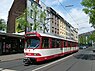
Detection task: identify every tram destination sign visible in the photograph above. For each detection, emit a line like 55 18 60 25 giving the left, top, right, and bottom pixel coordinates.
26 34 36 36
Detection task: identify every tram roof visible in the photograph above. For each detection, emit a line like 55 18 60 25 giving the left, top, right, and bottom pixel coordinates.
39 32 77 42
26 31 77 43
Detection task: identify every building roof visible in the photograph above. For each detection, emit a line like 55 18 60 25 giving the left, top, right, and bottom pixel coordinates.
79 30 95 36
47 7 77 32
0 32 24 38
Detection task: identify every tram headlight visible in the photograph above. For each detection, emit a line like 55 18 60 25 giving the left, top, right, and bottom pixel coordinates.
34 53 37 56
34 53 41 56
24 53 41 56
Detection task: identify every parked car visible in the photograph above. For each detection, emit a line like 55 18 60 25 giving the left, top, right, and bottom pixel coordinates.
93 49 95 52
83 46 87 49
79 46 87 49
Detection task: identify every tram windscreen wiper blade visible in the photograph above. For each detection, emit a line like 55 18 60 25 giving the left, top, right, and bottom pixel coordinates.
33 44 39 50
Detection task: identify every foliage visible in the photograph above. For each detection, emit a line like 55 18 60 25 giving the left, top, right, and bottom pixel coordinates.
30 1 47 33
0 19 7 31
79 31 95 46
81 0 95 28
40 10 47 33
16 9 29 33
31 2 40 31
16 1 47 33
89 32 95 42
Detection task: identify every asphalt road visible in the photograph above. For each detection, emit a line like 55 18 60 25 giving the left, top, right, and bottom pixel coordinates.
0 47 95 71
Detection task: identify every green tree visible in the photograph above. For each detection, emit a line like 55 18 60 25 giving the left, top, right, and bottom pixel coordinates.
40 10 47 33
16 1 48 33
89 32 95 42
30 2 47 32
0 19 6 31
16 9 29 33
31 2 40 31
81 0 95 28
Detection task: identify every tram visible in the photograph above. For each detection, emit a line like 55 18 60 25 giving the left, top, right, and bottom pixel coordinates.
23 32 78 64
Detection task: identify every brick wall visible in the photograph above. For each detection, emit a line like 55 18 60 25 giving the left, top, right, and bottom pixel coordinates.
7 0 27 33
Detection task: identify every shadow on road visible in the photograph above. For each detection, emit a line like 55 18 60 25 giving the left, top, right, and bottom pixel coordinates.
74 54 95 60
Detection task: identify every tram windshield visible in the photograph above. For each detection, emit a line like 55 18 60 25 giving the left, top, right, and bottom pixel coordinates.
25 37 40 48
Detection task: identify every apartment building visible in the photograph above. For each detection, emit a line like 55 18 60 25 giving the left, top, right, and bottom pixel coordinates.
46 7 78 41
74 28 78 42
27 0 50 33
59 16 66 38
47 7 59 35
27 0 78 41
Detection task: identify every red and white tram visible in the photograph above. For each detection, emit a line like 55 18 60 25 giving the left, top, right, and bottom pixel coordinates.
23 32 78 64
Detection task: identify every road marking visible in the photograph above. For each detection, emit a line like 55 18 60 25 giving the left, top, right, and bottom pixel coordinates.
32 54 74 71
0 68 16 71
0 68 3 70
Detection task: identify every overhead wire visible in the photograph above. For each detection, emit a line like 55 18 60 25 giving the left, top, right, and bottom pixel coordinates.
57 0 79 27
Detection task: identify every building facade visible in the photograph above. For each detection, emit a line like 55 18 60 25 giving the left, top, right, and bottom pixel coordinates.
27 0 78 41
7 0 78 42
47 7 59 35
58 15 66 38
79 30 95 46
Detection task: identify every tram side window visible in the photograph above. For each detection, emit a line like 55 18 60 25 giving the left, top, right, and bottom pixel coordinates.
72 43 75 47
52 39 57 48
64 41 67 47
68 42 71 47
56 40 59 48
42 37 49 48
57 40 62 48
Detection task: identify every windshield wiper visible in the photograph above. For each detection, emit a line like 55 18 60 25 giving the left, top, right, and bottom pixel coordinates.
33 44 39 50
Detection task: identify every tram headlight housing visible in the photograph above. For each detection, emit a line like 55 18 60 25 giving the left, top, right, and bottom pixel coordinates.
34 53 37 56
34 53 41 56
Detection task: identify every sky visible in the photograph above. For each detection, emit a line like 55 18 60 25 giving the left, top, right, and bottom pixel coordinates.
0 0 94 34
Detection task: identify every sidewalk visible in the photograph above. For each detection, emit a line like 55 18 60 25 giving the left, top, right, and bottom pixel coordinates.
0 53 24 62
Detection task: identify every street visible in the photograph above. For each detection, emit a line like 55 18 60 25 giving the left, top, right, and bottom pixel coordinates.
0 47 95 71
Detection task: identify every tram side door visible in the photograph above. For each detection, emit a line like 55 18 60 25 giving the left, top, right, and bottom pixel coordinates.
60 40 63 53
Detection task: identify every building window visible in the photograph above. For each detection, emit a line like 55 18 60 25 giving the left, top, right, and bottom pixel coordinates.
40 27 42 30
52 27 54 29
52 21 53 23
55 23 56 25
31 0 34 6
55 31 56 33
55 28 56 30
57 32 59 34
52 30 54 33
30 10 33 18
57 24 59 26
